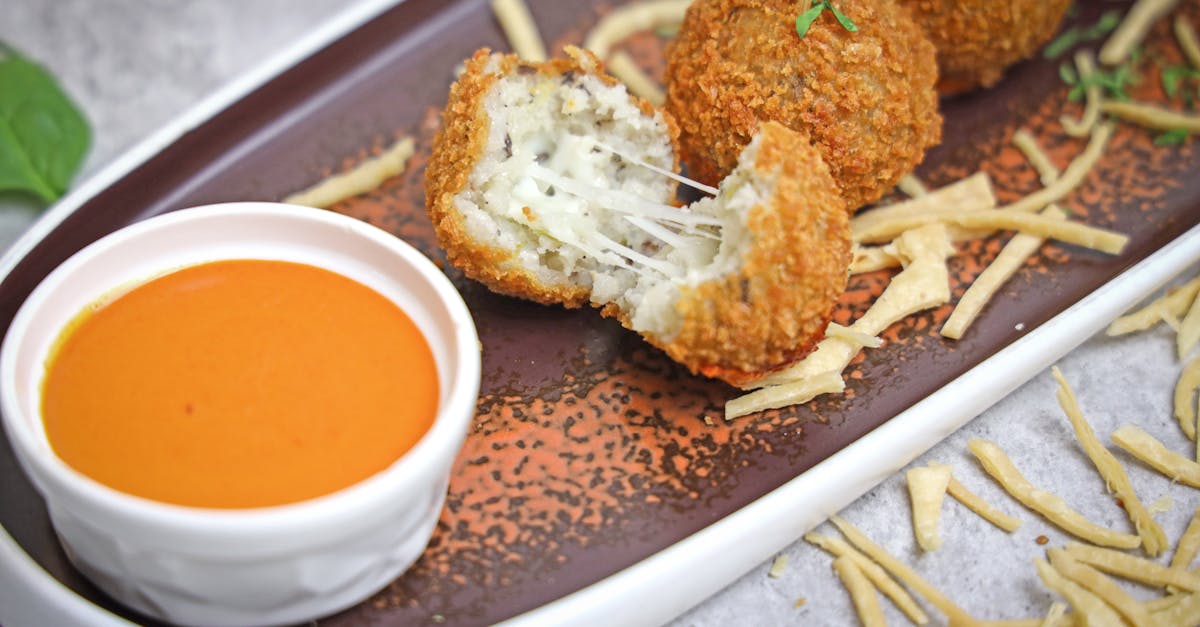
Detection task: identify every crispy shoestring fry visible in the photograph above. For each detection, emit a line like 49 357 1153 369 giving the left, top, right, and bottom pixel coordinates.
1000 122 1111 215
283 137 414 209
941 206 1068 338
1165 310 1184 332
850 172 996 240
1066 541 1200 590
830 516 975 625
824 323 882 348
1179 291 1200 359
805 533 930 625
755 225 952 388
854 208 1128 254
1047 547 1155 627
1039 602 1069 627
1101 100 1200 131
942 131 1074 338
1152 592 1200 624
767 554 788 578
583 0 692 59
969 612 1075 619
968 439 1141 549
1176 357 1200 441
1144 594 1187 612
490 0 547 61
1061 50 1103 138
1111 424 1200 487
1107 277 1200 336
946 476 1023 532
832 556 887 627
860 123 1116 251
850 244 902 274
1173 508 1200 572
1034 558 1126 627
907 463 953 551
898 173 929 197
1012 129 1062 186
724 371 843 419
1177 16 1200 69
1053 367 1168 555
1099 0 1182 66
606 50 665 105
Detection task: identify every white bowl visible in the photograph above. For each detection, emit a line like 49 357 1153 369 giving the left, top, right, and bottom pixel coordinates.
0 203 480 626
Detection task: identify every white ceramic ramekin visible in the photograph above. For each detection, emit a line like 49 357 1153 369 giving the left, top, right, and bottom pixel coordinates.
0 203 480 626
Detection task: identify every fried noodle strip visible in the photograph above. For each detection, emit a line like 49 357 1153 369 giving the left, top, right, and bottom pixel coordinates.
1012 129 1062 186
1177 16 1200 69
490 0 547 61
968 439 1142 549
854 209 1128 255
1047 547 1155 627
583 0 692 59
805 533 930 625
1107 277 1200 336
1173 508 1200 572
1061 50 1103 138
1100 100 1200 132
830 516 975 624
606 50 665 105
1111 424 1200 487
1066 541 1200 590
1033 558 1126 627
946 476 1023 532
1053 367 1168 555
1176 357 1200 441
1099 0 1182 66
833 556 887 627
283 136 415 209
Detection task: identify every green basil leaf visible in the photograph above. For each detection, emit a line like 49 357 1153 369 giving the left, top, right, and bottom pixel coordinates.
795 5 826 39
0 46 90 204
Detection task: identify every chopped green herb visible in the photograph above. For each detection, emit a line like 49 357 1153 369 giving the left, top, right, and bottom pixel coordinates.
1043 10 1123 59
1060 63 1079 86
1162 65 1200 99
1067 64 1138 101
796 1 857 39
0 43 91 205
1154 128 1189 146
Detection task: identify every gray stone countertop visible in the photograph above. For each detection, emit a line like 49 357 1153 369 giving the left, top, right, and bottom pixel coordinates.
2 1 1198 625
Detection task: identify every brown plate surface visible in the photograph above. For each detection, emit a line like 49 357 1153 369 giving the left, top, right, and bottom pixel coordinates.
2 0 1200 625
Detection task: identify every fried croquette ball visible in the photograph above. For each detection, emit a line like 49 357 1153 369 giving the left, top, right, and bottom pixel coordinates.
426 48 852 385
899 0 1072 93
664 0 942 211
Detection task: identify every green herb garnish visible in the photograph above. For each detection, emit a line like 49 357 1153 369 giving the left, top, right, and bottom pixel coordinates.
1043 10 1123 59
0 44 90 205
1162 65 1200 99
796 1 857 39
1154 128 1190 146
1061 63 1138 102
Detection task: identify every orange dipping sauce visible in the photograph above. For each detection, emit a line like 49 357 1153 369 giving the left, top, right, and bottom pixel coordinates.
41 259 439 509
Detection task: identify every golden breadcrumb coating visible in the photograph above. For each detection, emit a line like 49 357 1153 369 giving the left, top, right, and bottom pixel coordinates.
664 0 942 211
619 121 851 385
899 0 1072 93
426 49 654 308
426 49 851 386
